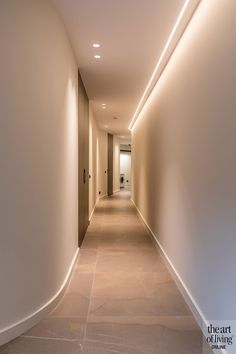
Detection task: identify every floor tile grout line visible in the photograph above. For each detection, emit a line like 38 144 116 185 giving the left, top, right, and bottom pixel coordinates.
20 335 81 342
84 192 156 332
4 192 205 353
77 337 134 354
83 234 98 341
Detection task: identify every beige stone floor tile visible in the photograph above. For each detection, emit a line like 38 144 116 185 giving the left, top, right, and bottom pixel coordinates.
81 340 144 354
75 249 98 273
95 249 167 273
91 215 141 226
87 315 201 329
84 224 147 238
85 318 205 354
81 234 154 250
49 293 90 318
68 273 94 296
89 295 191 317
93 206 136 216
0 337 83 354
23 317 86 340
1 191 209 354
90 272 174 300
91 273 148 299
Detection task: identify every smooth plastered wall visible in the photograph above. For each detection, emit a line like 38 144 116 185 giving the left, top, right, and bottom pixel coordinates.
97 129 108 198
89 105 98 219
113 136 120 193
0 0 79 342
89 105 108 214
132 0 236 324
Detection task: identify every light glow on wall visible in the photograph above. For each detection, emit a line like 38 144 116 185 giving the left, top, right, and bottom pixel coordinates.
129 0 200 131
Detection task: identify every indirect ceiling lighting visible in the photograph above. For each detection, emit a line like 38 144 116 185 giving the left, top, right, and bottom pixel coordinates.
94 55 101 59
93 43 100 48
129 0 200 131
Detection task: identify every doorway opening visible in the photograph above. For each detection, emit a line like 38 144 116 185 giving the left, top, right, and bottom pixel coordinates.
120 141 131 192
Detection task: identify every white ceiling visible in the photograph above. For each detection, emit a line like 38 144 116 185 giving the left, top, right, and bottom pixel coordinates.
52 0 185 136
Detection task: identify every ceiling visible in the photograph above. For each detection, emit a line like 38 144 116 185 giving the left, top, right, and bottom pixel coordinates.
51 0 185 136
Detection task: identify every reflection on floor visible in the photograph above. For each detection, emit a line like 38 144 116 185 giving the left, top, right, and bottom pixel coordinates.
0 191 211 353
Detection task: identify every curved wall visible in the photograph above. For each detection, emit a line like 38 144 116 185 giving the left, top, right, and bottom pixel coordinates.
132 0 236 325
0 0 79 343
113 136 120 193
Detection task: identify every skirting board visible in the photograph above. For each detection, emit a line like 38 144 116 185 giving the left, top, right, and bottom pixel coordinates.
0 247 79 346
113 189 120 194
99 193 108 199
131 199 218 349
89 197 99 221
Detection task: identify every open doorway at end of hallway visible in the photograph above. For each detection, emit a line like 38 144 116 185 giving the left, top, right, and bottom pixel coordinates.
120 141 131 192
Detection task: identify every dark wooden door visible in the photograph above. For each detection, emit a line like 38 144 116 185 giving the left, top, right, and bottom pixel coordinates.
108 133 113 196
78 72 89 246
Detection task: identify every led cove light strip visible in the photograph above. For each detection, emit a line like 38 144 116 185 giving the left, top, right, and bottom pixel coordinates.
129 0 191 131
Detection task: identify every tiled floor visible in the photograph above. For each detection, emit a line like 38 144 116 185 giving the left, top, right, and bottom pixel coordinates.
0 191 211 353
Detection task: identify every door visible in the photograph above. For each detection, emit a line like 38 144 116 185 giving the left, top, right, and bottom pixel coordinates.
108 133 113 196
78 72 89 246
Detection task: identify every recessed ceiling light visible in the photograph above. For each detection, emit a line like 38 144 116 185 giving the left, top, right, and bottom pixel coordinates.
93 43 100 48
94 55 101 59
102 103 106 106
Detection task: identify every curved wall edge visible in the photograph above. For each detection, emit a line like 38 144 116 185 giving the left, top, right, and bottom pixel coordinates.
0 248 79 346
131 200 225 354
131 199 207 328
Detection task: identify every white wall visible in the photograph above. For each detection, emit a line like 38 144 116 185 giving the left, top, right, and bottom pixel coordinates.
0 0 79 343
132 0 236 325
113 136 120 193
120 152 131 188
97 130 108 198
89 105 108 209
89 105 98 219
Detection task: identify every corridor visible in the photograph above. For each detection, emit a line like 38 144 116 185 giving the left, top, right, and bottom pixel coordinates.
0 192 207 354
0 0 235 351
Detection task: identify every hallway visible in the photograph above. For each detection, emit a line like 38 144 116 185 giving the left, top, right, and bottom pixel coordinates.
0 192 206 354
